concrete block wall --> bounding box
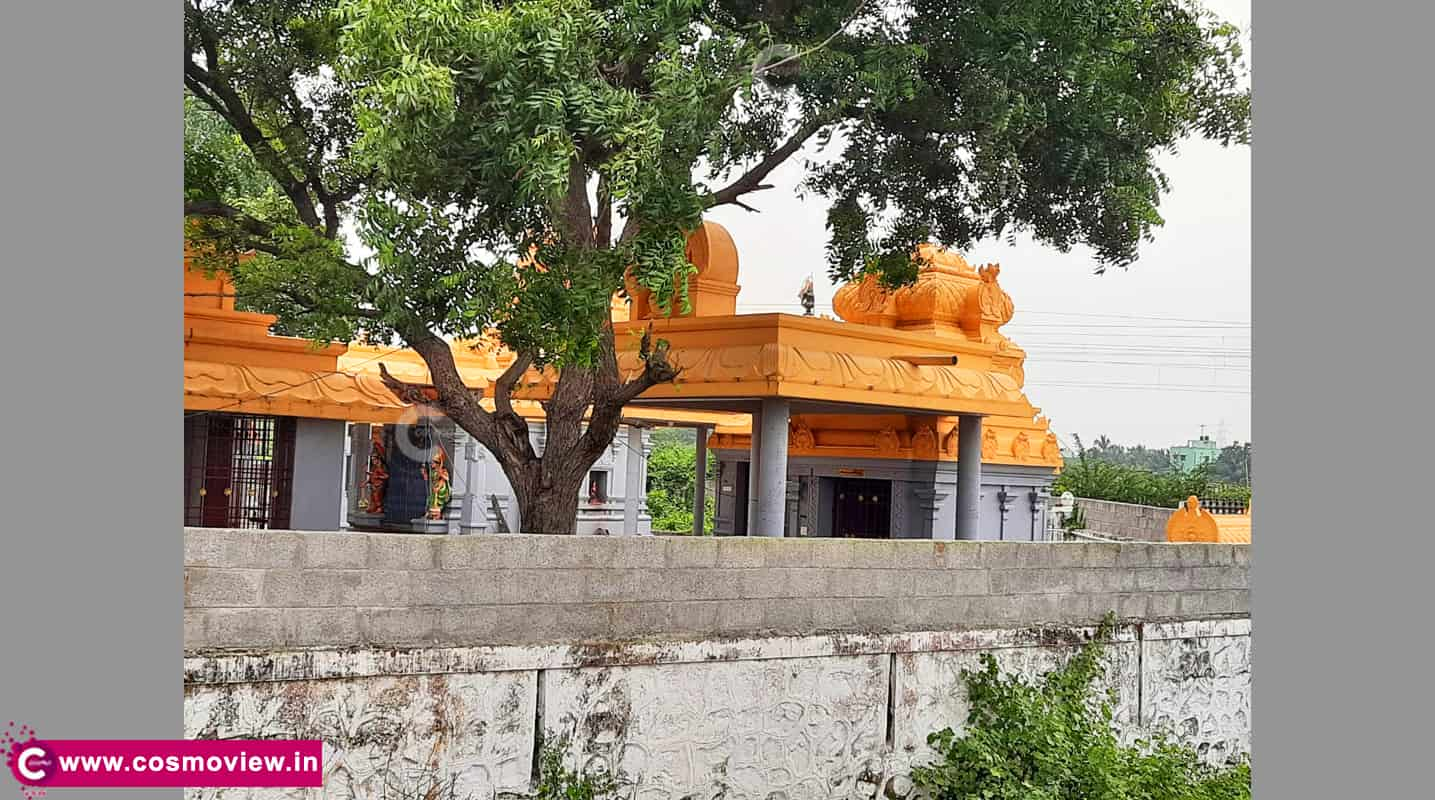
[183,529,1250,799]
[184,528,1247,652]
[1077,497,1176,541]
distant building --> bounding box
[1170,434,1222,473]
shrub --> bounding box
[531,734,619,800]
[912,616,1250,800]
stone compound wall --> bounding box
[184,529,1250,800]
[1076,498,1176,542]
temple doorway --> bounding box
[832,478,891,538]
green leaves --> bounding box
[912,616,1251,800]
[190,0,1249,375]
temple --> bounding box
[183,220,1062,539]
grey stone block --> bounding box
[739,569,794,599]
[367,535,438,569]
[1047,543,1089,568]
[1204,589,1249,616]
[667,600,722,634]
[183,609,206,649]
[900,597,966,631]
[199,608,286,649]
[941,541,983,568]
[811,597,857,630]
[1117,543,1156,568]
[664,537,719,568]
[909,569,988,597]
[282,608,360,648]
[827,568,902,599]
[244,533,305,568]
[301,532,370,569]
[493,603,610,644]
[582,569,652,603]
[610,601,672,639]
[183,529,228,567]
[763,541,815,568]
[1148,546,1184,567]
[186,568,264,607]
[347,569,413,607]
[1148,592,1182,619]
[686,569,745,601]
[1205,545,1236,566]
[410,569,504,606]
[716,599,765,634]
[1114,593,1151,620]
[438,535,541,570]
[807,539,858,568]
[990,568,1072,596]
[499,568,590,605]
[884,542,949,570]
[716,537,768,568]
[851,598,896,630]
[1082,544,1122,568]
[359,607,438,646]
[436,605,502,645]
[1135,567,1192,592]
[763,599,816,633]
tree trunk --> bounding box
[387,326,673,536]
[512,471,585,535]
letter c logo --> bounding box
[17,746,49,781]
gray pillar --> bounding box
[956,414,983,540]
[746,406,763,534]
[754,398,790,536]
[459,434,486,534]
[623,423,644,534]
[693,425,709,536]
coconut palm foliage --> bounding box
[184,0,1248,532]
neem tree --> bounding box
[184,0,1249,533]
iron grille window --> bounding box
[184,413,296,529]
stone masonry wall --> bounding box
[1076,497,1176,542]
[184,529,1246,651]
[183,529,1250,800]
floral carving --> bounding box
[1041,432,1061,462]
[941,427,959,457]
[790,419,816,451]
[912,427,939,460]
[876,428,901,456]
[981,427,999,459]
[1011,431,1031,460]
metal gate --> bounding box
[183,412,296,529]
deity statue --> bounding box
[798,275,815,316]
[362,433,389,515]
[422,448,452,520]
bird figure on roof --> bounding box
[798,275,815,316]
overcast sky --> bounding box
[707,0,1252,451]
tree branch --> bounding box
[493,350,534,419]
[185,4,323,230]
[708,115,832,209]
[184,199,281,250]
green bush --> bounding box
[645,428,716,533]
[531,734,618,800]
[912,616,1250,800]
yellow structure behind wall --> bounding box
[1166,496,1252,543]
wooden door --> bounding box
[833,478,891,538]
